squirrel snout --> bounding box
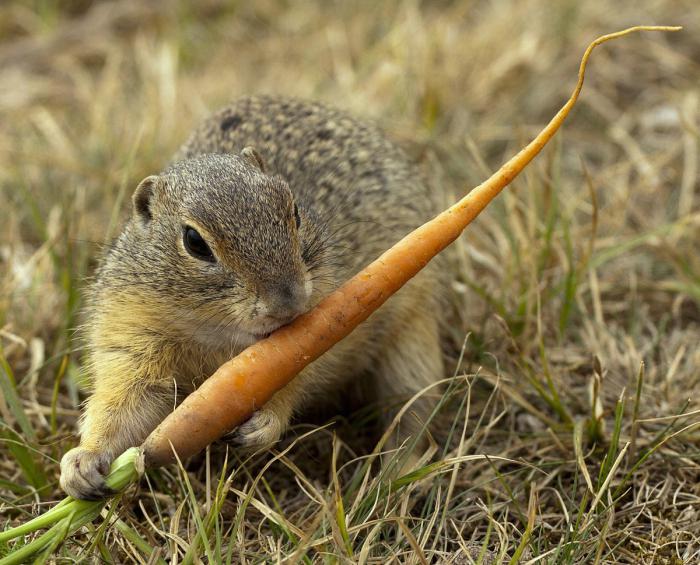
[261,281,310,323]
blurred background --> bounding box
[1,1,698,562]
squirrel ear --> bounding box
[132,175,161,223]
[241,146,267,173]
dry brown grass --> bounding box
[1,1,699,563]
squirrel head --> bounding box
[127,148,319,346]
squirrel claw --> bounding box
[231,409,285,451]
[60,447,115,500]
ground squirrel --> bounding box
[60,95,446,500]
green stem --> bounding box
[0,448,143,560]
[0,518,70,565]
[0,504,76,544]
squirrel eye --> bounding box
[293,203,301,229]
[183,226,215,262]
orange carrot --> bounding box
[141,26,680,468]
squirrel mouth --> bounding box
[249,315,299,340]
[249,327,277,339]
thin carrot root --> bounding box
[140,25,681,468]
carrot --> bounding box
[141,25,680,468]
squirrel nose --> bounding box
[264,281,309,323]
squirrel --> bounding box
[60,95,446,500]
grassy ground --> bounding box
[1,1,699,563]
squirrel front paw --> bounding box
[232,409,287,451]
[60,447,115,500]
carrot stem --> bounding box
[141,25,681,468]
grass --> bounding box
[1,0,699,563]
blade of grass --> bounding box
[509,484,538,565]
[0,353,36,441]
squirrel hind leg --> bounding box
[371,296,445,472]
